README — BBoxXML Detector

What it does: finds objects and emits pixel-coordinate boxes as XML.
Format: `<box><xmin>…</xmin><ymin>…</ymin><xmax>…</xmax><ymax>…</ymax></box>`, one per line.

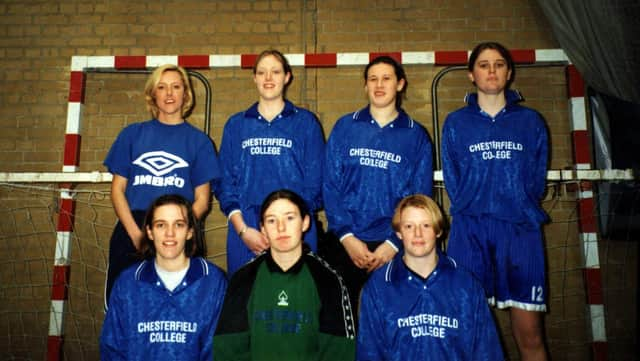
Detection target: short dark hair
<box><xmin>468</xmin><ymin>41</ymin><xmax>515</xmax><ymax>89</ymax></box>
<box><xmin>253</xmin><ymin>49</ymin><xmax>294</xmax><ymax>98</ymax></box>
<box><xmin>259</xmin><ymin>189</ymin><xmax>309</xmax><ymax>225</ymax></box>
<box><xmin>364</xmin><ymin>55</ymin><xmax>408</xmax><ymax>108</ymax></box>
<box><xmin>140</xmin><ymin>194</ymin><xmax>202</xmax><ymax>259</ymax></box>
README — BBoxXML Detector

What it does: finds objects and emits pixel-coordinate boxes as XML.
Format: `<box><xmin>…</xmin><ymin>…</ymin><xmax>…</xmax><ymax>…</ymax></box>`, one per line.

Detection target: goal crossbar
<box><xmin>0</xmin><ymin>169</ymin><xmax>635</xmax><ymax>184</ymax></box>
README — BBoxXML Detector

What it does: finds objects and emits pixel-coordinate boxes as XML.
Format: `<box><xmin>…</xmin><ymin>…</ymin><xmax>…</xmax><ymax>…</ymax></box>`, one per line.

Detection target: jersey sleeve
<box><xmin>441</xmin><ymin>117</ymin><xmax>460</xmax><ymax>202</ymax></box>
<box><xmin>356</xmin><ymin>279</ymin><xmax>388</xmax><ymax>360</ymax></box>
<box><xmin>213</xmin><ymin>266</ymin><xmax>253</xmax><ymax>361</ymax></box>
<box><xmin>307</xmin><ymin>256</ymin><xmax>356</xmax><ymax>361</ymax></box>
<box><xmin>216</xmin><ymin>117</ymin><xmax>243</xmax><ymax>216</ymax></box>
<box><xmin>190</xmin><ymin>133</ymin><xmax>221</xmax><ymax>192</ymax></box>
<box><xmin>410</xmin><ymin>126</ymin><xmax>434</xmax><ymax>197</ymax></box>
<box><xmin>323</xmin><ymin>119</ymin><xmax>354</xmax><ymax>238</ymax></box>
<box><xmin>212</xmin><ymin>317</ymin><xmax>250</xmax><ymax>360</ymax></box>
<box><xmin>300</xmin><ymin>113</ymin><xmax>325</xmax><ymax>212</ymax></box>
<box><xmin>99</xmin><ymin>280</ymin><xmax>128</xmax><ymax>360</ymax></box>
<box><xmin>103</xmin><ymin>126</ymin><xmax>134</xmax><ymax>178</ymax></box>
<box><xmin>317</xmin><ymin>333</ymin><xmax>356</xmax><ymax>361</ymax></box>
<box><xmin>471</xmin><ymin>281</ymin><xmax>505</xmax><ymax>360</ymax></box>
<box><xmin>528</xmin><ymin>114</ymin><xmax>549</xmax><ymax>201</ymax></box>
<box><xmin>200</xmin><ymin>267</ymin><xmax>228</xmax><ymax>361</ymax></box>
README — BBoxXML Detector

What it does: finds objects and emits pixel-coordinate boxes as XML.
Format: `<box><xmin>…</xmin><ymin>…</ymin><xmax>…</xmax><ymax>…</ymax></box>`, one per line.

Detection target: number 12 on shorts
<box><xmin>530</xmin><ymin>286</ymin><xmax>544</xmax><ymax>303</ymax></box>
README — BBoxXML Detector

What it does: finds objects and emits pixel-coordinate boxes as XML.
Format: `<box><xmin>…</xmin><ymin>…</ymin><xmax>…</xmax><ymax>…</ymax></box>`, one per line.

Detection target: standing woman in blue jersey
<box><xmin>323</xmin><ymin>56</ymin><xmax>433</xmax><ymax>313</ymax></box>
<box><xmin>442</xmin><ymin>42</ymin><xmax>549</xmax><ymax>360</ymax></box>
<box><xmin>103</xmin><ymin>64</ymin><xmax>221</xmax><ymax>307</ymax></box>
<box><xmin>100</xmin><ymin>194</ymin><xmax>227</xmax><ymax>360</ymax></box>
<box><xmin>217</xmin><ymin>49</ymin><xmax>325</xmax><ymax>275</ymax></box>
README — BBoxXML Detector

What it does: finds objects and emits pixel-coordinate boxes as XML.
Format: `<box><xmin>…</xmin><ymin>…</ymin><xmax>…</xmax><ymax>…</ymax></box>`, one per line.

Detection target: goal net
<box><xmin>0</xmin><ymin>176</ymin><xmax>637</xmax><ymax>360</ymax></box>
<box><xmin>2</xmin><ymin>50</ymin><xmax>636</xmax><ymax>360</ymax></box>
<box><xmin>0</xmin><ymin>180</ymin><xmax>228</xmax><ymax>360</ymax></box>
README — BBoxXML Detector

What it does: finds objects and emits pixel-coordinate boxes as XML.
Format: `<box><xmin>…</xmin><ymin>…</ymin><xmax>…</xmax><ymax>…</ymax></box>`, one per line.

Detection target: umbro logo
<box><xmin>133</xmin><ymin>151</ymin><xmax>189</xmax><ymax>176</ymax></box>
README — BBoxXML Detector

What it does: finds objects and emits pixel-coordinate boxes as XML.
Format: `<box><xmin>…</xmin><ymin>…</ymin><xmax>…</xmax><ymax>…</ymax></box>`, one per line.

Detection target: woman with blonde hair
<box><xmin>103</xmin><ymin>64</ymin><xmax>221</xmax><ymax>307</ymax></box>
<box><xmin>357</xmin><ymin>194</ymin><xmax>503</xmax><ymax>360</ymax></box>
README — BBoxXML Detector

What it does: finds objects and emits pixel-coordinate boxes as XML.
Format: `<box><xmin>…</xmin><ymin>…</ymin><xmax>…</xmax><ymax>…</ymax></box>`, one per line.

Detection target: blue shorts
<box><xmin>447</xmin><ymin>214</ymin><xmax>547</xmax><ymax>312</ymax></box>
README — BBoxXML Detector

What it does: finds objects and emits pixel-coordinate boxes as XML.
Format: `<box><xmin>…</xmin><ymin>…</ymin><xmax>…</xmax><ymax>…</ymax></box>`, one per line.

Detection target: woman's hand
<box><xmin>111</xmin><ymin>175</ymin><xmax>144</xmax><ymax>251</ymax></box>
<box><xmin>342</xmin><ymin>235</ymin><xmax>374</xmax><ymax>269</ymax></box>
<box><xmin>367</xmin><ymin>242</ymin><xmax>397</xmax><ymax>272</ymax></box>
<box><xmin>241</xmin><ymin>227</ymin><xmax>270</xmax><ymax>255</ymax></box>
<box><xmin>127</xmin><ymin>228</ymin><xmax>145</xmax><ymax>251</ymax></box>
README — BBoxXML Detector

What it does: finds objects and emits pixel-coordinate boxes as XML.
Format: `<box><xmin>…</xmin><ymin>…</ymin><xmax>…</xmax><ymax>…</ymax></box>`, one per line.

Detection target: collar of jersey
<box><xmin>150</xmin><ymin>118</ymin><xmax>188</xmax><ymax>128</ymax></box>
<box><xmin>263</xmin><ymin>244</ymin><xmax>310</xmax><ymax>274</ymax></box>
<box><xmin>135</xmin><ymin>257</ymin><xmax>209</xmax><ymax>290</ymax></box>
<box><xmin>387</xmin><ymin>249</ymin><xmax>452</xmax><ymax>287</ymax></box>
<box><xmin>244</xmin><ymin>99</ymin><xmax>297</xmax><ymax>120</ymax></box>
<box><xmin>464</xmin><ymin>88</ymin><xmax>524</xmax><ymax>110</ymax></box>
<box><xmin>353</xmin><ymin>105</ymin><xmax>413</xmax><ymax>128</ymax></box>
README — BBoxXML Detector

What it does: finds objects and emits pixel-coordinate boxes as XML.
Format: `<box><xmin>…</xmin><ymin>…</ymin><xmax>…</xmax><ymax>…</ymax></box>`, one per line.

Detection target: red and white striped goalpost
<box><xmin>566</xmin><ymin>65</ymin><xmax>607</xmax><ymax>360</ymax></box>
<box><xmin>42</xmin><ymin>49</ymin><xmax>612</xmax><ymax>360</ymax></box>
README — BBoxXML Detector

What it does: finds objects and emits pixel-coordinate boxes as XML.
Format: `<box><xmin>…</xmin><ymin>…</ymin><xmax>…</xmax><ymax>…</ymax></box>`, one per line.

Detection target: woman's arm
<box><xmin>200</xmin><ymin>269</ymin><xmax>228</xmax><ymax>361</ymax></box>
<box><xmin>341</xmin><ymin>235</ymin><xmax>375</xmax><ymax>270</ymax></box>
<box><xmin>192</xmin><ymin>182</ymin><xmax>211</xmax><ymax>220</ymax></box>
<box><xmin>229</xmin><ymin>212</ymin><xmax>269</xmax><ymax>255</ymax></box>
<box><xmin>441</xmin><ymin>119</ymin><xmax>460</xmax><ymax>202</ymax></box>
<box><xmin>368</xmin><ymin>242</ymin><xmax>397</xmax><ymax>272</ymax></box>
<box><xmin>412</xmin><ymin>127</ymin><xmax>434</xmax><ymax>197</ymax></box>
<box><xmin>110</xmin><ymin>175</ymin><xmax>143</xmax><ymax>249</ymax></box>
<box><xmin>529</xmin><ymin>116</ymin><xmax>549</xmax><ymax>201</ymax></box>
<box><xmin>322</xmin><ymin>121</ymin><xmax>355</xmax><ymax>240</ymax></box>
<box><xmin>301</xmin><ymin>113</ymin><xmax>325</xmax><ymax>211</ymax></box>
<box><xmin>356</xmin><ymin>281</ymin><xmax>388</xmax><ymax>360</ymax></box>
<box><xmin>99</xmin><ymin>282</ymin><xmax>128</xmax><ymax>360</ymax></box>
<box><xmin>217</xmin><ymin>119</ymin><xmax>243</xmax><ymax>216</ymax></box>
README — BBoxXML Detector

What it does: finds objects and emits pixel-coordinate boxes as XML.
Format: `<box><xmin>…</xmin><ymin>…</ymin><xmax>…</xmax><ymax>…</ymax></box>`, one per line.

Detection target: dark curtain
<box><xmin>538</xmin><ymin>4</ymin><xmax>640</xmax><ymax>348</ymax></box>
<box><xmin>536</xmin><ymin>0</ymin><xmax>640</xmax><ymax>104</ymax></box>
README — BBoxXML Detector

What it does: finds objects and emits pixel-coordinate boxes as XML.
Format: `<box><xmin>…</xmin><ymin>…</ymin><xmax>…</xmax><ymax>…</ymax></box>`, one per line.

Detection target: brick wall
<box><xmin>1</xmin><ymin>1</ymin><xmax>624</xmax><ymax>360</ymax></box>
<box><xmin>0</xmin><ymin>0</ymin><xmax>560</xmax><ymax>171</ymax></box>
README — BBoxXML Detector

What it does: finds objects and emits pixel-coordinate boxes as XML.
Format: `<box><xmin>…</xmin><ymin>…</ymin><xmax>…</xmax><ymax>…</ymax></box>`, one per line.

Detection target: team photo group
<box><xmin>99</xmin><ymin>41</ymin><xmax>550</xmax><ymax>361</ymax></box>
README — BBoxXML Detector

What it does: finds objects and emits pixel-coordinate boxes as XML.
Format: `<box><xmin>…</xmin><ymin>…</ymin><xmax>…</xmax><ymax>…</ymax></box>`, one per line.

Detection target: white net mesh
<box><xmin>0</xmin><ymin>178</ymin><xmax>637</xmax><ymax>360</ymax></box>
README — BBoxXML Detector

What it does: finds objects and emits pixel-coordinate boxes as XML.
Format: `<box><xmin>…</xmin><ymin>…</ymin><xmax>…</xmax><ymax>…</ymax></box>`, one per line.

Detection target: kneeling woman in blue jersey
<box><xmin>100</xmin><ymin>194</ymin><xmax>227</xmax><ymax>360</ymax></box>
<box><xmin>357</xmin><ymin>194</ymin><xmax>503</xmax><ymax>360</ymax></box>
<box><xmin>103</xmin><ymin>64</ymin><xmax>221</xmax><ymax>308</ymax></box>
<box><xmin>214</xmin><ymin>189</ymin><xmax>355</xmax><ymax>360</ymax></box>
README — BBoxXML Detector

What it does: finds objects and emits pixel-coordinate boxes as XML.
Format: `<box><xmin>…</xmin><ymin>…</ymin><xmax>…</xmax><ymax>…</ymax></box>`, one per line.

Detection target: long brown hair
<box><xmin>139</xmin><ymin>194</ymin><xmax>203</xmax><ymax>259</ymax></box>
